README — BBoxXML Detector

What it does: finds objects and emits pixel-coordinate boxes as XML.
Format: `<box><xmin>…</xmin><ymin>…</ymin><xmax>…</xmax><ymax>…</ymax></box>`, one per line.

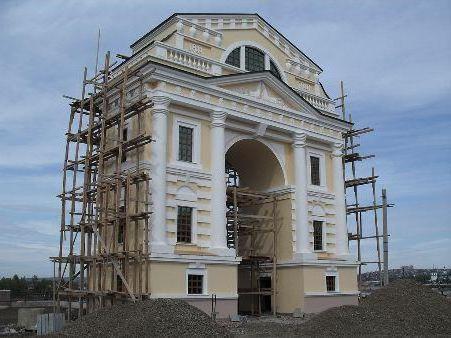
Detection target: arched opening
<box><xmin>225</xmin><ymin>139</ymin><xmax>285</xmax><ymax>315</ymax></box>
<box><xmin>225</xmin><ymin>139</ymin><xmax>285</xmax><ymax>191</ymax></box>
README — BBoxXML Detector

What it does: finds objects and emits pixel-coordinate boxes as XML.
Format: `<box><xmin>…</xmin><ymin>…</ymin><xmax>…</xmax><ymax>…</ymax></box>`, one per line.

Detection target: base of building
<box><xmin>185</xmin><ymin>298</ymin><xmax>237</xmax><ymax>318</ymax></box>
<box><xmin>303</xmin><ymin>294</ymin><xmax>358</xmax><ymax>313</ymax></box>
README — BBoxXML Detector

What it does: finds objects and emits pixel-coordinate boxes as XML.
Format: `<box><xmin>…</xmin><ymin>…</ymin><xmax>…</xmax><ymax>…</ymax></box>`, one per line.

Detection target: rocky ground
<box><xmin>53</xmin><ymin>298</ymin><xmax>228</xmax><ymax>337</ymax></box>
<box><xmin>221</xmin><ymin>279</ymin><xmax>451</xmax><ymax>336</ymax></box>
<box><xmin>2</xmin><ymin>279</ymin><xmax>449</xmax><ymax>336</ymax></box>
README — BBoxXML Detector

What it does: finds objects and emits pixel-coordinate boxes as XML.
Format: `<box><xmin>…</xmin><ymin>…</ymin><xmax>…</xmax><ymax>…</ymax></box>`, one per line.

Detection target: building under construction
<box><xmin>52</xmin><ymin>13</ymin><xmax>390</xmax><ymax>319</ymax></box>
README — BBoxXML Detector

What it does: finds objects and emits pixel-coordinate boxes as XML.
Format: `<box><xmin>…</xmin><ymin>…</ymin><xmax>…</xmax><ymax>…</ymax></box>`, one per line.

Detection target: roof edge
<box><xmin>129</xmin><ymin>13</ymin><xmax>323</xmax><ymax>72</ymax></box>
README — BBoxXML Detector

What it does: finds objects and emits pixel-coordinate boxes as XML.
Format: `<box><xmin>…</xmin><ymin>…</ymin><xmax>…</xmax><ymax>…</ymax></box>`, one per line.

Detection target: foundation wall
<box><xmin>304</xmin><ymin>294</ymin><xmax>358</xmax><ymax>313</ymax></box>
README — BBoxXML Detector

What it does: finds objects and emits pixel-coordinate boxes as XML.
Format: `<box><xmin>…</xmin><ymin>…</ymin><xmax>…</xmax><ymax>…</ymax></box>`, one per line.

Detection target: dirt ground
<box><xmin>218</xmin><ymin>315</ymin><xmax>311</xmax><ymax>336</ymax></box>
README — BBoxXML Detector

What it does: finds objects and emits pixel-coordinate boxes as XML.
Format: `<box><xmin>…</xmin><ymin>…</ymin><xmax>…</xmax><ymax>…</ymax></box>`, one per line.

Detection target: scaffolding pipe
<box><xmin>382</xmin><ymin>188</ymin><xmax>389</xmax><ymax>285</ymax></box>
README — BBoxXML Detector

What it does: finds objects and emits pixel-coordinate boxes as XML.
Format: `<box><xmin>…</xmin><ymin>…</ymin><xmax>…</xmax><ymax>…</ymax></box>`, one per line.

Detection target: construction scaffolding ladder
<box><xmin>51</xmin><ymin>51</ymin><xmax>153</xmax><ymax>320</ymax></box>
<box><xmin>335</xmin><ymin>81</ymin><xmax>393</xmax><ymax>287</ymax></box>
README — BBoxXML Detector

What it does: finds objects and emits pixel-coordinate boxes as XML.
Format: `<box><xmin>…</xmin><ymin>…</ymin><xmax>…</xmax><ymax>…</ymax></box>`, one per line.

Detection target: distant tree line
<box><xmin>0</xmin><ymin>275</ymin><xmax>53</xmax><ymax>300</ymax></box>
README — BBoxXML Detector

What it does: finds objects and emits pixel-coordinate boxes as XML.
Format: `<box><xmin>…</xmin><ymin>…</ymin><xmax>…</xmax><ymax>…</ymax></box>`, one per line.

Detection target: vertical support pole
<box><xmin>272</xmin><ymin>196</ymin><xmax>277</xmax><ymax>316</ymax></box>
<box><xmin>371</xmin><ymin>167</ymin><xmax>382</xmax><ymax>285</ymax></box>
<box><xmin>340</xmin><ymin>81</ymin><xmax>346</xmax><ymax>120</ymax></box>
<box><xmin>233</xmin><ymin>187</ymin><xmax>238</xmax><ymax>252</ymax></box>
<box><xmin>382</xmin><ymin>188</ymin><xmax>389</xmax><ymax>286</ymax></box>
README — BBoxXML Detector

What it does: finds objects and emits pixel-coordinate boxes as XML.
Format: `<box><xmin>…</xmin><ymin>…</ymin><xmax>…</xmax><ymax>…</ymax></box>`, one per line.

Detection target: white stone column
<box><xmin>332</xmin><ymin>142</ymin><xmax>352</xmax><ymax>259</ymax></box>
<box><xmin>150</xmin><ymin>96</ymin><xmax>171</xmax><ymax>253</ymax></box>
<box><xmin>210</xmin><ymin>109</ymin><xmax>229</xmax><ymax>254</ymax></box>
<box><xmin>293</xmin><ymin>133</ymin><xmax>315</xmax><ymax>260</ymax></box>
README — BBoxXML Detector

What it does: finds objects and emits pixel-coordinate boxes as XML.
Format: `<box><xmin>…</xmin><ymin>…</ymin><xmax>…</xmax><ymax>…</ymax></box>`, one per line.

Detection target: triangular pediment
<box><xmin>207</xmin><ymin>72</ymin><xmax>321</xmax><ymax>117</ymax></box>
<box><xmin>220</xmin><ymin>80</ymin><xmax>296</xmax><ymax>110</ymax></box>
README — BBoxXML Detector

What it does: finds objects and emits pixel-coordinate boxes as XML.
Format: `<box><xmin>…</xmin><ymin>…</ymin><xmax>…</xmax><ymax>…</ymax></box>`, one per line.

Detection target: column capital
<box><xmin>332</xmin><ymin>142</ymin><xmax>344</xmax><ymax>157</ymax></box>
<box><xmin>211</xmin><ymin>109</ymin><xmax>227</xmax><ymax>128</ymax></box>
<box><xmin>152</xmin><ymin>96</ymin><xmax>171</xmax><ymax>114</ymax></box>
<box><xmin>292</xmin><ymin>133</ymin><xmax>307</xmax><ymax>148</ymax></box>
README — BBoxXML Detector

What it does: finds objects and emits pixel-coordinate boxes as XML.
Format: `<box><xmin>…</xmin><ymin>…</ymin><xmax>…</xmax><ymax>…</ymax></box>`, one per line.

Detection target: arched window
<box><xmin>225</xmin><ymin>47</ymin><xmax>240</xmax><ymax>68</ymax></box>
<box><xmin>244</xmin><ymin>47</ymin><xmax>264</xmax><ymax>72</ymax></box>
<box><xmin>225</xmin><ymin>45</ymin><xmax>282</xmax><ymax>80</ymax></box>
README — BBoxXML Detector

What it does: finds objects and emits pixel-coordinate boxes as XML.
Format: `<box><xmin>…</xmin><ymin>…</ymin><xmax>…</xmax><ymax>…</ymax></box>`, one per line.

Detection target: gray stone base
<box><xmin>185</xmin><ymin>298</ymin><xmax>237</xmax><ymax>318</ymax></box>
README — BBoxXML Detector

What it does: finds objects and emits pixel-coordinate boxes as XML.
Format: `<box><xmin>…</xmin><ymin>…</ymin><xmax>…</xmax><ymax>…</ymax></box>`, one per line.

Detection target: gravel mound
<box><xmin>298</xmin><ymin>279</ymin><xmax>451</xmax><ymax>336</ymax></box>
<box><xmin>56</xmin><ymin>299</ymin><xmax>229</xmax><ymax>337</ymax></box>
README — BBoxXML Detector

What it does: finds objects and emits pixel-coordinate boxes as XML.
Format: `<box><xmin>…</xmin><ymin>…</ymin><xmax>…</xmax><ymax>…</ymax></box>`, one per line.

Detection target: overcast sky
<box><xmin>0</xmin><ymin>0</ymin><xmax>450</xmax><ymax>277</ymax></box>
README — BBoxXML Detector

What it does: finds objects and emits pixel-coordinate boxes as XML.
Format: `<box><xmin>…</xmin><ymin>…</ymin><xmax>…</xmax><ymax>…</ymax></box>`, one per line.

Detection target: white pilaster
<box><xmin>332</xmin><ymin>143</ymin><xmax>353</xmax><ymax>260</ymax></box>
<box><xmin>293</xmin><ymin>133</ymin><xmax>315</xmax><ymax>260</ymax></box>
<box><xmin>210</xmin><ymin>109</ymin><xmax>230</xmax><ymax>255</ymax></box>
<box><xmin>150</xmin><ymin>96</ymin><xmax>171</xmax><ymax>253</ymax></box>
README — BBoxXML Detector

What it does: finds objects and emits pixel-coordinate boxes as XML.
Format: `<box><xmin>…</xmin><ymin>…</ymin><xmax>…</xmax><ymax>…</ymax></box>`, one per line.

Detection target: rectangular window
<box><xmin>188</xmin><ymin>274</ymin><xmax>203</xmax><ymax>294</ymax></box>
<box><xmin>310</xmin><ymin>156</ymin><xmax>321</xmax><ymax>186</ymax></box>
<box><xmin>313</xmin><ymin>221</ymin><xmax>323</xmax><ymax>251</ymax></box>
<box><xmin>177</xmin><ymin>206</ymin><xmax>192</xmax><ymax>243</ymax></box>
<box><xmin>178</xmin><ymin>126</ymin><xmax>193</xmax><ymax>162</ymax></box>
<box><xmin>326</xmin><ymin>275</ymin><xmax>336</xmax><ymax>292</ymax></box>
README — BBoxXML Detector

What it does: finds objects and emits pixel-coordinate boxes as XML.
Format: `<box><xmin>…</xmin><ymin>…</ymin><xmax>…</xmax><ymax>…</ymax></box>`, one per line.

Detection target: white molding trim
<box><xmin>148</xmin><ymin>253</ymin><xmax>242</xmax><ymax>265</ymax></box>
<box><xmin>171</xmin><ymin>114</ymin><xmax>202</xmax><ymax>169</ymax></box>
<box><xmin>276</xmin><ymin>259</ymin><xmax>358</xmax><ymax>267</ymax></box>
<box><xmin>148</xmin><ymin>293</ymin><xmax>238</xmax><ymax>299</ymax></box>
<box><xmin>304</xmin><ymin>291</ymin><xmax>359</xmax><ymax>297</ymax></box>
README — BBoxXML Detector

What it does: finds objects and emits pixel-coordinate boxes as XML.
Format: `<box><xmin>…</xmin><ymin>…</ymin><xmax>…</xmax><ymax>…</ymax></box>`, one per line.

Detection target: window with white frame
<box><xmin>173</xmin><ymin>116</ymin><xmax>201</xmax><ymax>167</ymax></box>
<box><xmin>186</xmin><ymin>266</ymin><xmax>207</xmax><ymax>295</ymax></box>
<box><xmin>187</xmin><ymin>274</ymin><xmax>203</xmax><ymax>294</ymax></box>
<box><xmin>326</xmin><ymin>275</ymin><xmax>336</xmax><ymax>292</ymax></box>
<box><xmin>308</xmin><ymin>150</ymin><xmax>326</xmax><ymax>189</ymax></box>
<box><xmin>178</xmin><ymin>126</ymin><xmax>193</xmax><ymax>162</ymax></box>
<box><xmin>325</xmin><ymin>268</ymin><xmax>339</xmax><ymax>292</ymax></box>
<box><xmin>177</xmin><ymin>206</ymin><xmax>193</xmax><ymax>243</ymax></box>
<box><xmin>310</xmin><ymin>156</ymin><xmax>320</xmax><ymax>185</ymax></box>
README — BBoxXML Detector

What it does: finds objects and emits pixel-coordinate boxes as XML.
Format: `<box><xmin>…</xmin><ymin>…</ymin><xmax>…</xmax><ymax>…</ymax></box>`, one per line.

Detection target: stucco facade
<box><xmin>101</xmin><ymin>13</ymin><xmax>359</xmax><ymax>317</ymax></box>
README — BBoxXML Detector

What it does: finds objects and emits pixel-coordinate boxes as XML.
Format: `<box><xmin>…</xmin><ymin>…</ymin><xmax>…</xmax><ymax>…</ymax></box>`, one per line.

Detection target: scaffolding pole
<box><xmin>52</xmin><ymin>51</ymin><xmax>153</xmax><ymax>320</ymax></box>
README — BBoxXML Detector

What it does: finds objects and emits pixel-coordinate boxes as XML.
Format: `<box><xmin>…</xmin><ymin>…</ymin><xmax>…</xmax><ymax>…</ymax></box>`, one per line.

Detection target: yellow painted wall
<box><xmin>149</xmin><ymin>262</ymin><xmax>237</xmax><ymax>296</ymax></box>
<box><xmin>277</xmin><ymin>267</ymin><xmax>303</xmax><ymax>313</ymax></box>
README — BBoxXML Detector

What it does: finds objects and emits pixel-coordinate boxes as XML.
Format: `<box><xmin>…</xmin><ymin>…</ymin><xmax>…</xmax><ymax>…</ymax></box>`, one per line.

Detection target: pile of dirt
<box><xmin>55</xmin><ymin>299</ymin><xmax>229</xmax><ymax>337</ymax></box>
<box><xmin>298</xmin><ymin>279</ymin><xmax>451</xmax><ymax>336</ymax></box>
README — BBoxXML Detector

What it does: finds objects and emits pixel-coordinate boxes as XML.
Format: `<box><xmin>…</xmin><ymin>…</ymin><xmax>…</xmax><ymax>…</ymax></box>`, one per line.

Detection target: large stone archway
<box><xmin>225</xmin><ymin>138</ymin><xmax>286</xmax><ymax>191</ymax></box>
<box><xmin>225</xmin><ymin>138</ymin><xmax>287</xmax><ymax>314</ymax></box>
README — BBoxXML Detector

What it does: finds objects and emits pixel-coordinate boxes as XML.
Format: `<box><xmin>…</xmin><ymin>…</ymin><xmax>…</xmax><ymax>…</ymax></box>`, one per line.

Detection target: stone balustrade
<box><xmin>298</xmin><ymin>91</ymin><xmax>336</xmax><ymax>114</ymax></box>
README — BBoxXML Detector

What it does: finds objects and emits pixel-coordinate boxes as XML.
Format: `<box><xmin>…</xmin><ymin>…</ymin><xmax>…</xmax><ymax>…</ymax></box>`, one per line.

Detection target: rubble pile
<box><xmin>298</xmin><ymin>279</ymin><xmax>451</xmax><ymax>336</ymax></box>
<box><xmin>56</xmin><ymin>299</ymin><xmax>229</xmax><ymax>337</ymax></box>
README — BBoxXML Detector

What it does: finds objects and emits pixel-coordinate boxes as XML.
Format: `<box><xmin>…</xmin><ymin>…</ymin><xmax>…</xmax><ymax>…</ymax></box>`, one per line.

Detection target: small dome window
<box><xmin>225</xmin><ymin>45</ymin><xmax>282</xmax><ymax>80</ymax></box>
